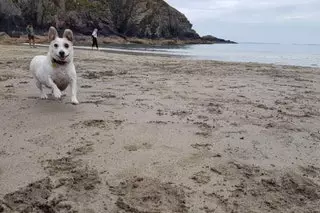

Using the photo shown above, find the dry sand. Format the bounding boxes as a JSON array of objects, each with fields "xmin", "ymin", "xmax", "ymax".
[{"xmin": 0, "ymin": 44, "xmax": 320, "ymax": 213}]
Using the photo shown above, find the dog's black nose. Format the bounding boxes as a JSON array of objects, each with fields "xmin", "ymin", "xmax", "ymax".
[{"xmin": 59, "ymin": 51, "xmax": 65, "ymax": 58}]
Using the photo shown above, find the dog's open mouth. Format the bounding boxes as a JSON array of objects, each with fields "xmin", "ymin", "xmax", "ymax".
[
  {"xmin": 57, "ymin": 54, "xmax": 69, "ymax": 61},
  {"xmin": 52, "ymin": 55, "xmax": 69, "ymax": 65}
]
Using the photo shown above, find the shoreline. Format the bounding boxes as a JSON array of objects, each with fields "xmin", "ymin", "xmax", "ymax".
[
  {"xmin": 17, "ymin": 43, "xmax": 320, "ymax": 69},
  {"xmin": 23, "ymin": 43, "xmax": 188, "ymax": 58},
  {"xmin": 1, "ymin": 35, "xmax": 317, "ymax": 68}
]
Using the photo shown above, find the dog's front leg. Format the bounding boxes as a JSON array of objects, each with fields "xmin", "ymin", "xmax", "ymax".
[
  {"xmin": 48, "ymin": 77, "xmax": 62, "ymax": 99},
  {"xmin": 70, "ymin": 77, "xmax": 79, "ymax": 105}
]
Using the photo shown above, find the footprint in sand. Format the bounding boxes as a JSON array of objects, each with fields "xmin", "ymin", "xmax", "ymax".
[
  {"xmin": 71, "ymin": 119, "xmax": 108, "ymax": 129},
  {"xmin": 191, "ymin": 143, "xmax": 213, "ymax": 151},
  {"xmin": 72, "ymin": 119, "xmax": 124, "ymax": 129},
  {"xmin": 203, "ymin": 161, "xmax": 320, "ymax": 213},
  {"xmin": 109, "ymin": 177, "xmax": 188, "ymax": 213},
  {"xmin": 0, "ymin": 74, "xmax": 13, "ymax": 82},
  {"xmin": 2, "ymin": 155, "xmax": 102, "ymax": 213},
  {"xmin": 80, "ymin": 85, "xmax": 92, "ymax": 88},
  {"xmin": 190, "ymin": 171, "xmax": 211, "ymax": 185},
  {"xmin": 124, "ymin": 143, "xmax": 152, "ymax": 152},
  {"xmin": 66, "ymin": 142, "xmax": 94, "ymax": 157}
]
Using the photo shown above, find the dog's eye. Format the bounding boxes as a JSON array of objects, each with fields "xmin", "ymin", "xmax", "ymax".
[
  {"xmin": 64, "ymin": 43, "xmax": 69, "ymax": 48},
  {"xmin": 54, "ymin": 44, "xmax": 58, "ymax": 48}
]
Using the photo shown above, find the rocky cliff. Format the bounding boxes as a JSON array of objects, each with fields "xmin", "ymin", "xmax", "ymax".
[{"xmin": 0, "ymin": 0, "xmax": 201, "ymax": 40}]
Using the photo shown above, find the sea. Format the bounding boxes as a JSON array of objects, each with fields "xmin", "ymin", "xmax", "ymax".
[{"xmin": 98, "ymin": 42, "xmax": 320, "ymax": 68}]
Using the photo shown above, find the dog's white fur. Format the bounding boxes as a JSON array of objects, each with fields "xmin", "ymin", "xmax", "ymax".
[{"xmin": 30, "ymin": 26, "xmax": 79, "ymax": 104}]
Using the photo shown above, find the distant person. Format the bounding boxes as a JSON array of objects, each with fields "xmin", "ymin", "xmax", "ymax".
[
  {"xmin": 91, "ymin": 28, "xmax": 99, "ymax": 50},
  {"xmin": 26, "ymin": 24, "xmax": 35, "ymax": 48}
]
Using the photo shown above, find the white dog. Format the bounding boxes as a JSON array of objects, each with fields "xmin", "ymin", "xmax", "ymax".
[{"xmin": 30, "ymin": 26, "xmax": 79, "ymax": 104}]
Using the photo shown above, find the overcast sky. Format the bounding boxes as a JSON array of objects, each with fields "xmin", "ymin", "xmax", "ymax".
[{"xmin": 166, "ymin": 0, "xmax": 319, "ymax": 44}]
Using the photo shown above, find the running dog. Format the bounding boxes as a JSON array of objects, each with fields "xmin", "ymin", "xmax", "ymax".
[{"xmin": 30, "ymin": 26, "xmax": 79, "ymax": 105}]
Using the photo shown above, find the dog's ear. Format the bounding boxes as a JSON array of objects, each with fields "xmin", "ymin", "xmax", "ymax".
[
  {"xmin": 63, "ymin": 29, "xmax": 73, "ymax": 42},
  {"xmin": 48, "ymin": 26, "xmax": 58, "ymax": 42}
]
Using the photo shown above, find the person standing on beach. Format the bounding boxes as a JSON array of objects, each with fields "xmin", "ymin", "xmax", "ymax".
[
  {"xmin": 26, "ymin": 24, "xmax": 35, "ymax": 48},
  {"xmin": 92, "ymin": 28, "xmax": 99, "ymax": 50}
]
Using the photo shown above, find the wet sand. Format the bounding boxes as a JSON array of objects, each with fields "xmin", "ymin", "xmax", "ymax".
[{"xmin": 0, "ymin": 44, "xmax": 320, "ymax": 213}]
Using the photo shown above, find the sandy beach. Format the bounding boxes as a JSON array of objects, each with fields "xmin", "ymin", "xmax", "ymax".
[{"xmin": 0, "ymin": 44, "xmax": 320, "ymax": 213}]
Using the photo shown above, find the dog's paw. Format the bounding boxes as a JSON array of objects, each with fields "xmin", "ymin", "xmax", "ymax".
[
  {"xmin": 53, "ymin": 89, "xmax": 62, "ymax": 99},
  {"xmin": 40, "ymin": 94, "xmax": 48, "ymax": 99},
  {"xmin": 71, "ymin": 97, "xmax": 79, "ymax": 105}
]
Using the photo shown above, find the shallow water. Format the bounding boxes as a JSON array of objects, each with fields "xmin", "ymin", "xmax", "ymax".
[{"xmin": 100, "ymin": 42, "xmax": 320, "ymax": 67}]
